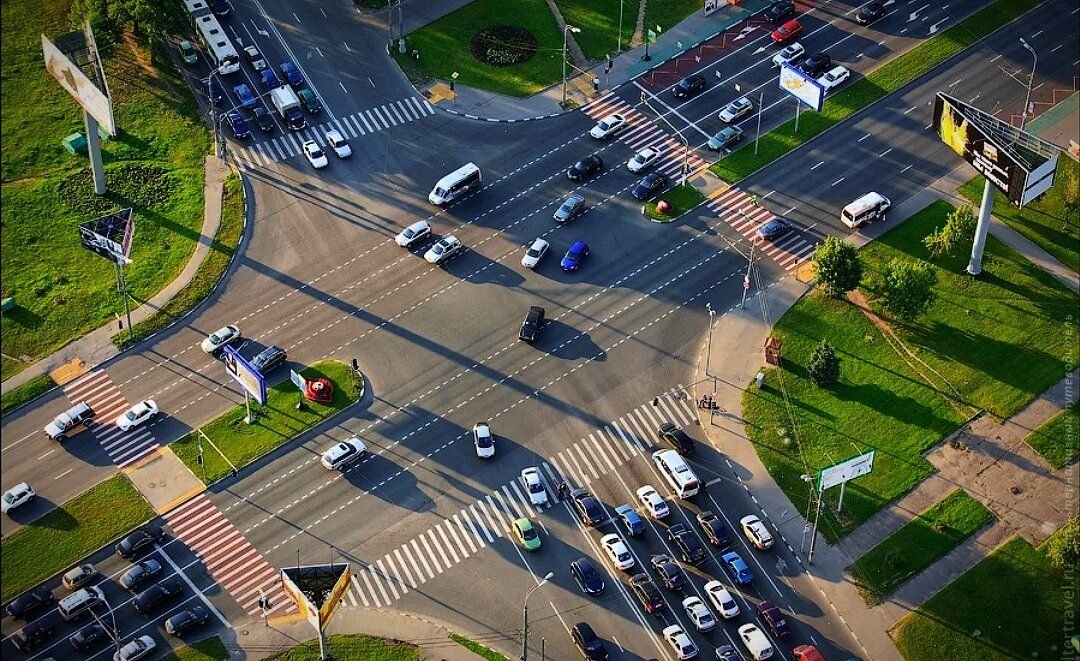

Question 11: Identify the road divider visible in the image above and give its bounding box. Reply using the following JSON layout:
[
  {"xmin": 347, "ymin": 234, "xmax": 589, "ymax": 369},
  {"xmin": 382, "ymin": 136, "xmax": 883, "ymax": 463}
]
[{"xmin": 644, "ymin": 184, "xmax": 707, "ymax": 223}]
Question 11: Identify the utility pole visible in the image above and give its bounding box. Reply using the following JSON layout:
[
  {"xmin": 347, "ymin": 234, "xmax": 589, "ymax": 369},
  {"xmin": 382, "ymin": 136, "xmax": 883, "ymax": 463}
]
[
  {"xmin": 521, "ymin": 572, "xmax": 554, "ymax": 660},
  {"xmin": 562, "ymin": 25, "xmax": 581, "ymax": 103},
  {"xmin": 754, "ymin": 90, "xmax": 764, "ymax": 155},
  {"xmin": 617, "ymin": 0, "xmax": 625, "ymax": 54},
  {"xmin": 704, "ymin": 303, "xmax": 715, "ymax": 377},
  {"xmin": 808, "ymin": 479, "xmax": 824, "ymax": 564}
]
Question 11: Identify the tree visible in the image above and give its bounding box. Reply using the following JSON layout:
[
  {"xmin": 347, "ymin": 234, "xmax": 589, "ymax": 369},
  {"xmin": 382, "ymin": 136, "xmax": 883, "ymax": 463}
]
[
  {"xmin": 881, "ymin": 259, "xmax": 936, "ymax": 320},
  {"xmin": 1063, "ymin": 170, "xmax": 1079, "ymax": 228},
  {"xmin": 923, "ymin": 204, "xmax": 977, "ymax": 257},
  {"xmin": 1045, "ymin": 516, "xmax": 1079, "ymax": 571},
  {"xmin": 813, "ymin": 236, "xmax": 862, "ymax": 297},
  {"xmin": 807, "ymin": 339, "xmax": 840, "ymax": 386}
]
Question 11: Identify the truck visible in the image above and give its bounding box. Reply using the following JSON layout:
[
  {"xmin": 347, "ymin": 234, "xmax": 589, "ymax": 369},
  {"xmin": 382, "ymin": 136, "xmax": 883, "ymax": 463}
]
[{"xmin": 270, "ymin": 86, "xmax": 305, "ymax": 131}]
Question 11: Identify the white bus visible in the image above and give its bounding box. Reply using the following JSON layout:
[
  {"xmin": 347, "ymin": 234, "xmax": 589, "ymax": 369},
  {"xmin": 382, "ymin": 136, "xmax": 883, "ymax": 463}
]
[
  {"xmin": 652, "ymin": 449, "xmax": 701, "ymax": 498},
  {"xmin": 428, "ymin": 163, "xmax": 482, "ymax": 205},
  {"xmin": 184, "ymin": 0, "xmax": 240, "ymax": 75}
]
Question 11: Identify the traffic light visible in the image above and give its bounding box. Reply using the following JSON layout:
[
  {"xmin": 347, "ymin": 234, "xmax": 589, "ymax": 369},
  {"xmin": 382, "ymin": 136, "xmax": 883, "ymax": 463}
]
[{"xmin": 605, "ymin": 55, "xmax": 613, "ymax": 74}]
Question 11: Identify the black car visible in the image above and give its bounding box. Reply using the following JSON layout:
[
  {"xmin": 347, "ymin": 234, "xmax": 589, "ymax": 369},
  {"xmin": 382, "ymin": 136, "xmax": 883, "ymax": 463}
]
[
  {"xmin": 856, "ymin": 1, "xmax": 885, "ymax": 24},
  {"xmin": 668, "ymin": 523, "xmax": 707, "ymax": 565},
  {"xmin": 571, "ymin": 622, "xmax": 610, "ymax": 660},
  {"xmin": 657, "ymin": 422, "xmax": 695, "ymax": 455},
  {"xmin": 120, "ymin": 559, "xmax": 163, "ymax": 591},
  {"xmin": 569, "ymin": 487, "xmax": 605, "ymax": 526},
  {"xmin": 206, "ymin": 78, "xmax": 224, "ymax": 105},
  {"xmin": 12, "ymin": 614, "xmax": 56, "ymax": 651},
  {"xmin": 567, "ymin": 155, "xmax": 603, "ymax": 181},
  {"xmin": 165, "ymin": 606, "xmax": 210, "ymax": 636},
  {"xmin": 696, "ymin": 510, "xmax": 730, "ymax": 548},
  {"xmin": 134, "ymin": 577, "xmax": 183, "ymax": 615},
  {"xmin": 570, "ymin": 557, "xmax": 606, "ymax": 595},
  {"xmin": 761, "ymin": 0, "xmax": 795, "ymax": 23},
  {"xmin": 227, "ymin": 111, "xmax": 250, "ymax": 139},
  {"xmin": 799, "ymin": 52, "xmax": 832, "ymax": 78},
  {"xmin": 757, "ymin": 217, "xmax": 793, "ymax": 241},
  {"xmin": 519, "ymin": 306, "xmax": 545, "ymax": 343},
  {"xmin": 632, "ymin": 172, "xmax": 667, "ymax": 200},
  {"xmin": 251, "ymin": 345, "xmax": 287, "ymax": 374},
  {"xmin": 672, "ymin": 75, "xmax": 706, "ymax": 99},
  {"xmin": 650, "ymin": 554, "xmax": 684, "ymax": 591},
  {"xmin": 628, "ymin": 573, "xmax": 664, "ymax": 614},
  {"xmin": 6, "ymin": 585, "xmax": 55, "ymax": 619},
  {"xmin": 70, "ymin": 622, "xmax": 111, "ymax": 651},
  {"xmin": 116, "ymin": 525, "xmax": 164, "ymax": 559},
  {"xmin": 757, "ymin": 601, "xmax": 791, "ymax": 638},
  {"xmin": 253, "ymin": 107, "xmax": 274, "ymax": 133}
]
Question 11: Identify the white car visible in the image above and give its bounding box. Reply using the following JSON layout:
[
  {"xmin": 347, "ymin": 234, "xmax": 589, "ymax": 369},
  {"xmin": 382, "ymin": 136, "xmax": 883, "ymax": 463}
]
[
  {"xmin": 395, "ymin": 220, "xmax": 431, "ymax": 247},
  {"xmin": 243, "ymin": 45, "xmax": 267, "ymax": 70},
  {"xmin": 738, "ymin": 623, "xmax": 774, "ymax": 660},
  {"xmin": 201, "ymin": 324, "xmax": 240, "ymax": 354},
  {"xmin": 1, "ymin": 482, "xmax": 35, "ymax": 514},
  {"xmin": 521, "ymin": 238, "xmax": 549, "ymax": 269},
  {"xmin": 600, "ymin": 533, "xmax": 635, "ymax": 570},
  {"xmin": 682, "ymin": 596, "xmax": 717, "ymax": 632},
  {"xmin": 115, "ymin": 635, "xmax": 156, "ymax": 661},
  {"xmin": 520, "ymin": 467, "xmax": 548, "ymax": 505},
  {"xmin": 424, "ymin": 235, "xmax": 464, "ymax": 264},
  {"xmin": 325, "ymin": 129, "xmax": 352, "ymax": 158},
  {"xmin": 473, "ymin": 422, "xmax": 494, "ymax": 458},
  {"xmin": 116, "ymin": 400, "xmax": 159, "ymax": 432},
  {"xmin": 662, "ymin": 624, "xmax": 699, "ymax": 660},
  {"xmin": 818, "ymin": 65, "xmax": 851, "ymax": 93},
  {"xmin": 627, "ymin": 146, "xmax": 661, "ymax": 173},
  {"xmin": 302, "ymin": 140, "xmax": 328, "ymax": 168},
  {"xmin": 704, "ymin": 580, "xmax": 740, "ymax": 619},
  {"xmin": 740, "ymin": 514, "xmax": 775, "ymax": 550},
  {"xmin": 718, "ymin": 97, "xmax": 753, "ymax": 123},
  {"xmin": 589, "ymin": 113, "xmax": 626, "ymax": 139},
  {"xmin": 320, "ymin": 436, "xmax": 367, "ymax": 470},
  {"xmin": 772, "ymin": 41, "xmax": 805, "ymax": 67},
  {"xmin": 635, "ymin": 485, "xmax": 669, "ymax": 519}
]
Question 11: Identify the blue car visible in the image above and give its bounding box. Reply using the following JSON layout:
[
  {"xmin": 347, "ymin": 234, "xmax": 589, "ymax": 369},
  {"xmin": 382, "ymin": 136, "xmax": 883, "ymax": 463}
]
[
  {"xmin": 560, "ymin": 240, "xmax": 589, "ymax": 272},
  {"xmin": 232, "ymin": 83, "xmax": 256, "ymax": 109},
  {"xmin": 614, "ymin": 504, "xmax": 645, "ymax": 536},
  {"xmin": 279, "ymin": 61, "xmax": 304, "ymax": 87},
  {"xmin": 206, "ymin": 78, "xmax": 223, "ymax": 104},
  {"xmin": 226, "ymin": 111, "xmax": 249, "ymax": 139},
  {"xmin": 259, "ymin": 68, "xmax": 281, "ymax": 91},
  {"xmin": 721, "ymin": 551, "xmax": 754, "ymax": 585}
]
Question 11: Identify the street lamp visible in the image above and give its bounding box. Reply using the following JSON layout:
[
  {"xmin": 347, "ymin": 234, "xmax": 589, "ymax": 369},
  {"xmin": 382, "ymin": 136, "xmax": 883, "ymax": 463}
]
[
  {"xmin": 562, "ymin": 25, "xmax": 581, "ymax": 103},
  {"xmin": 617, "ymin": 0, "xmax": 625, "ymax": 54},
  {"xmin": 88, "ymin": 590, "xmax": 121, "ymax": 656},
  {"xmin": 704, "ymin": 303, "xmax": 715, "ymax": 378},
  {"xmin": 1018, "ymin": 37, "xmax": 1037, "ymax": 133},
  {"xmin": 521, "ymin": 571, "xmax": 554, "ymax": 661}
]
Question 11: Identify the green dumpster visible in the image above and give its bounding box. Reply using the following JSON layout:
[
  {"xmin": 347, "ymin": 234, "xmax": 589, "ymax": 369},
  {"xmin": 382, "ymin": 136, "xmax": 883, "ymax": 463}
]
[{"xmin": 63, "ymin": 133, "xmax": 88, "ymax": 155}]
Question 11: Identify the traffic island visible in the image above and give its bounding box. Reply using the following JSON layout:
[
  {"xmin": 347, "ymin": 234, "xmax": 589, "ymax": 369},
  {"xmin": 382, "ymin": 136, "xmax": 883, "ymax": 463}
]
[
  {"xmin": 169, "ymin": 360, "xmax": 364, "ymax": 485},
  {"xmin": 643, "ymin": 184, "xmax": 705, "ymax": 223}
]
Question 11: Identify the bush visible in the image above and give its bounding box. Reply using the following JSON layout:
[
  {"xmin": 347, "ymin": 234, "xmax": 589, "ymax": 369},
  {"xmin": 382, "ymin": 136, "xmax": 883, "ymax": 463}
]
[
  {"xmin": 469, "ymin": 25, "xmax": 538, "ymax": 66},
  {"xmin": 924, "ymin": 205, "xmax": 976, "ymax": 258},
  {"xmin": 807, "ymin": 339, "xmax": 840, "ymax": 386},
  {"xmin": 881, "ymin": 259, "xmax": 937, "ymax": 320},
  {"xmin": 813, "ymin": 236, "xmax": 862, "ymax": 297},
  {"xmin": 1045, "ymin": 516, "xmax": 1079, "ymax": 571}
]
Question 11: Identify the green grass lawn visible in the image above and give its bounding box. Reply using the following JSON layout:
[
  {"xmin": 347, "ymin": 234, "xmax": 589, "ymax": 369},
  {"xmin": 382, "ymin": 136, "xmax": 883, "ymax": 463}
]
[
  {"xmin": 161, "ymin": 636, "xmax": 229, "ymax": 661},
  {"xmin": 959, "ymin": 157, "xmax": 1079, "ymax": 274},
  {"xmin": 450, "ymin": 633, "xmax": 509, "ymax": 661},
  {"xmin": 644, "ymin": 184, "xmax": 705, "ymax": 221},
  {"xmin": 1024, "ymin": 401, "xmax": 1079, "ymax": 469},
  {"xmin": 850, "ymin": 490, "xmax": 992, "ymax": 605},
  {"xmin": 711, "ymin": 0, "xmax": 1038, "ymax": 183},
  {"xmin": 170, "ymin": 360, "xmax": 362, "ymax": 483},
  {"xmin": 644, "ymin": 0, "xmax": 705, "ymax": 34},
  {"xmin": 392, "ymin": 0, "xmax": 565, "ymax": 96},
  {"xmin": 266, "ymin": 634, "xmax": 418, "ymax": 660},
  {"xmin": 0, "ymin": 0, "xmax": 210, "ymax": 376},
  {"xmin": 891, "ymin": 530, "xmax": 1079, "ymax": 660},
  {"xmin": 555, "ymin": 0, "xmax": 635, "ymax": 60},
  {"xmin": 0, "ymin": 474, "xmax": 153, "ymax": 602},
  {"xmin": 1, "ymin": 374, "xmax": 56, "ymax": 416},
  {"xmin": 115, "ymin": 173, "xmax": 245, "ymax": 350},
  {"xmin": 744, "ymin": 201, "xmax": 1077, "ymax": 540}
]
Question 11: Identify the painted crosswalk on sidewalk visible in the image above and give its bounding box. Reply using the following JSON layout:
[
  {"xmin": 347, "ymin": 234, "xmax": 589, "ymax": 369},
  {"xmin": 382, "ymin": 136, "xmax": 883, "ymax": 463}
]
[
  {"xmin": 233, "ymin": 96, "xmax": 436, "ymax": 169},
  {"xmin": 62, "ymin": 370, "xmax": 160, "ymax": 467},
  {"xmin": 163, "ymin": 493, "xmax": 293, "ymax": 617},
  {"xmin": 340, "ymin": 388, "xmax": 694, "ymax": 609},
  {"xmin": 705, "ymin": 187, "xmax": 816, "ymax": 271}
]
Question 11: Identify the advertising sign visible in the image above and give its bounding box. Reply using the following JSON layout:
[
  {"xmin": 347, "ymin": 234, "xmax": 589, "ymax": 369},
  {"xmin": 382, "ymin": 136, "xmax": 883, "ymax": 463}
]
[
  {"xmin": 222, "ymin": 345, "xmax": 267, "ymax": 405},
  {"xmin": 79, "ymin": 208, "xmax": 134, "ymax": 265},
  {"xmin": 290, "ymin": 369, "xmax": 307, "ymax": 392},
  {"xmin": 42, "ymin": 33, "xmax": 116, "ymax": 136},
  {"xmin": 281, "ymin": 571, "xmax": 320, "ymax": 630},
  {"xmin": 819, "ymin": 451, "xmax": 874, "ymax": 491},
  {"xmin": 318, "ymin": 565, "xmax": 351, "ymax": 629},
  {"xmin": 779, "ymin": 63, "xmax": 823, "ymax": 112},
  {"xmin": 703, "ymin": 0, "xmax": 729, "ymax": 16}
]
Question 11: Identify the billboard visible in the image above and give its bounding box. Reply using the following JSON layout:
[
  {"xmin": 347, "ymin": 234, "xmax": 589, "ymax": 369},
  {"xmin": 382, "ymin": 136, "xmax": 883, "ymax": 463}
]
[
  {"xmin": 819, "ymin": 451, "xmax": 874, "ymax": 490},
  {"xmin": 779, "ymin": 63, "xmax": 823, "ymax": 112},
  {"xmin": 933, "ymin": 93, "xmax": 1059, "ymax": 207},
  {"xmin": 281, "ymin": 563, "xmax": 351, "ymax": 632},
  {"xmin": 79, "ymin": 208, "xmax": 134, "ymax": 264},
  {"xmin": 42, "ymin": 32, "xmax": 116, "ymax": 136},
  {"xmin": 222, "ymin": 345, "xmax": 267, "ymax": 405},
  {"xmin": 318, "ymin": 565, "xmax": 351, "ymax": 628},
  {"xmin": 281, "ymin": 570, "xmax": 320, "ymax": 630}
]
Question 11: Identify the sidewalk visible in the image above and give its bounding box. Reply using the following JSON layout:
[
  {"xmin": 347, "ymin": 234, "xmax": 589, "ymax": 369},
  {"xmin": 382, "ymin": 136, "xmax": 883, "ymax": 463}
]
[{"xmin": 1, "ymin": 156, "xmax": 230, "ymax": 397}]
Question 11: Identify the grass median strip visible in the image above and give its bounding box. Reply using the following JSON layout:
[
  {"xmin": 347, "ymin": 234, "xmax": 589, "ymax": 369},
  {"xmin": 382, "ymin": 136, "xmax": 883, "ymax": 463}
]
[
  {"xmin": 1024, "ymin": 401, "xmax": 1080, "ymax": 469},
  {"xmin": 0, "ymin": 474, "xmax": 153, "ymax": 602},
  {"xmin": 267, "ymin": 634, "xmax": 419, "ymax": 660},
  {"xmin": 170, "ymin": 360, "xmax": 362, "ymax": 484},
  {"xmin": 645, "ymin": 184, "xmax": 706, "ymax": 222},
  {"xmin": 850, "ymin": 489, "xmax": 992, "ymax": 605},
  {"xmin": 161, "ymin": 636, "xmax": 229, "ymax": 661},
  {"xmin": 711, "ymin": 0, "xmax": 1039, "ymax": 183},
  {"xmin": 1, "ymin": 373, "xmax": 55, "ymax": 416},
  {"xmin": 450, "ymin": 633, "xmax": 509, "ymax": 661}
]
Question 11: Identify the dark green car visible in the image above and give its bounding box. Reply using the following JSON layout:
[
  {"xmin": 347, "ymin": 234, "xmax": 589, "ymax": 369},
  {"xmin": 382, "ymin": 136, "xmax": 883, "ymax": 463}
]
[
  {"xmin": 707, "ymin": 126, "xmax": 743, "ymax": 151},
  {"xmin": 297, "ymin": 88, "xmax": 321, "ymax": 114}
]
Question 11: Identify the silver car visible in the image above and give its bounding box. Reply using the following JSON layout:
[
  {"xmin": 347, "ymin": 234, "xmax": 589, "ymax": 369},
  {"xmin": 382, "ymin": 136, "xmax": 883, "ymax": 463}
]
[
  {"xmin": 718, "ymin": 97, "xmax": 753, "ymax": 123},
  {"xmin": 553, "ymin": 194, "xmax": 585, "ymax": 223}
]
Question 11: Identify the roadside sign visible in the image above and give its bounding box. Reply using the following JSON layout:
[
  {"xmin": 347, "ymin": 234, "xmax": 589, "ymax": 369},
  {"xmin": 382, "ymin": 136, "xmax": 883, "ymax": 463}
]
[
  {"xmin": 79, "ymin": 208, "xmax": 134, "ymax": 265},
  {"xmin": 778, "ymin": 63, "xmax": 823, "ymax": 112},
  {"xmin": 222, "ymin": 345, "xmax": 267, "ymax": 405},
  {"xmin": 818, "ymin": 451, "xmax": 874, "ymax": 490},
  {"xmin": 290, "ymin": 369, "xmax": 307, "ymax": 392}
]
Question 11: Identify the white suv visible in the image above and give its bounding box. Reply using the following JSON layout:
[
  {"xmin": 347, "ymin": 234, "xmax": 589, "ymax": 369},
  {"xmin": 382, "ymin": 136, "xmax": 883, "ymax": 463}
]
[
  {"xmin": 324, "ymin": 129, "xmax": 352, "ymax": 158},
  {"xmin": 772, "ymin": 42, "xmax": 805, "ymax": 67},
  {"xmin": 818, "ymin": 65, "xmax": 851, "ymax": 93},
  {"xmin": 424, "ymin": 236, "xmax": 463, "ymax": 264},
  {"xmin": 740, "ymin": 514, "xmax": 775, "ymax": 550},
  {"xmin": 321, "ymin": 437, "xmax": 367, "ymax": 470}
]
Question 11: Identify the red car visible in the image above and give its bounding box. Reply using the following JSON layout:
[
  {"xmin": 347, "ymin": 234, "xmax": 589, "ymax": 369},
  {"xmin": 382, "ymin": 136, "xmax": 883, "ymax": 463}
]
[{"xmin": 771, "ymin": 19, "xmax": 803, "ymax": 44}]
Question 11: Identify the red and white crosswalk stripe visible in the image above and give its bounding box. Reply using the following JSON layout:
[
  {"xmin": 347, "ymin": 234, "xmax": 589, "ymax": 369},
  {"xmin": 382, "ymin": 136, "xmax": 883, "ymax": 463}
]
[
  {"xmin": 163, "ymin": 494, "xmax": 293, "ymax": 617},
  {"xmin": 62, "ymin": 370, "xmax": 159, "ymax": 467},
  {"xmin": 706, "ymin": 188, "xmax": 817, "ymax": 271},
  {"xmin": 580, "ymin": 95, "xmax": 709, "ymax": 178}
]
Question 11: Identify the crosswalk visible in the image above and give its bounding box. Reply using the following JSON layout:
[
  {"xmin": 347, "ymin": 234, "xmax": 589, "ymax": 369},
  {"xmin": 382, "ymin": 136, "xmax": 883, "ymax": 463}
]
[
  {"xmin": 163, "ymin": 493, "xmax": 293, "ymax": 617},
  {"xmin": 580, "ymin": 93, "xmax": 710, "ymax": 179},
  {"xmin": 232, "ymin": 96, "xmax": 437, "ymax": 169},
  {"xmin": 340, "ymin": 388, "xmax": 696, "ymax": 609},
  {"xmin": 62, "ymin": 370, "xmax": 160, "ymax": 468},
  {"xmin": 705, "ymin": 187, "xmax": 816, "ymax": 271}
]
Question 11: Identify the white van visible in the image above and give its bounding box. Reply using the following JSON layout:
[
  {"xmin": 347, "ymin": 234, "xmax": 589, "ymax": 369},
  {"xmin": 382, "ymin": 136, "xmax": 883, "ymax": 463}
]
[
  {"xmin": 841, "ymin": 192, "xmax": 890, "ymax": 229},
  {"xmin": 428, "ymin": 163, "xmax": 481, "ymax": 205},
  {"xmin": 58, "ymin": 585, "xmax": 105, "ymax": 621},
  {"xmin": 652, "ymin": 449, "xmax": 701, "ymax": 498}
]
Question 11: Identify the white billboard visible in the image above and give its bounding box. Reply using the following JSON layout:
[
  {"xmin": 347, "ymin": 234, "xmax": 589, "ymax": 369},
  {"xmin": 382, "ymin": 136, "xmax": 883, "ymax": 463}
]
[
  {"xmin": 42, "ymin": 33, "xmax": 116, "ymax": 136},
  {"xmin": 223, "ymin": 345, "xmax": 267, "ymax": 405},
  {"xmin": 819, "ymin": 451, "xmax": 874, "ymax": 490},
  {"xmin": 779, "ymin": 63, "xmax": 823, "ymax": 112}
]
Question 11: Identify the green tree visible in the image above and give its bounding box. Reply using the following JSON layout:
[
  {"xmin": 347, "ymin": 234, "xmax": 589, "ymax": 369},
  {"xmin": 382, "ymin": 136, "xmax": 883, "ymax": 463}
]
[
  {"xmin": 1045, "ymin": 516, "xmax": 1079, "ymax": 571},
  {"xmin": 1063, "ymin": 170, "xmax": 1079, "ymax": 228},
  {"xmin": 881, "ymin": 259, "xmax": 936, "ymax": 320},
  {"xmin": 813, "ymin": 236, "xmax": 863, "ymax": 297},
  {"xmin": 807, "ymin": 339, "xmax": 840, "ymax": 386},
  {"xmin": 923, "ymin": 204, "xmax": 977, "ymax": 257}
]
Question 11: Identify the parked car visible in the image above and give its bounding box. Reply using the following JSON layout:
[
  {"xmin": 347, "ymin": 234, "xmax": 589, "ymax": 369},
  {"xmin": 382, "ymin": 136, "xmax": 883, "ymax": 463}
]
[
  {"xmin": 771, "ymin": 19, "xmax": 803, "ymax": 44},
  {"xmin": 116, "ymin": 525, "xmax": 165, "ymax": 559},
  {"xmin": 589, "ymin": 113, "xmax": 626, "ymax": 139},
  {"xmin": 560, "ymin": 241, "xmax": 590, "ymax": 272},
  {"xmin": 395, "ymin": 220, "xmax": 431, "ymax": 247},
  {"xmin": 521, "ymin": 239, "xmax": 549, "ymax": 269},
  {"xmin": 719, "ymin": 97, "xmax": 753, "ymax": 123},
  {"xmin": 567, "ymin": 155, "xmax": 603, "ymax": 181},
  {"xmin": 632, "ymin": 172, "xmax": 667, "ymax": 200},
  {"xmin": 250, "ymin": 345, "xmax": 287, "ymax": 374},
  {"xmin": 672, "ymin": 74, "xmax": 706, "ymax": 98},
  {"xmin": 707, "ymin": 126, "xmax": 743, "ymax": 151}
]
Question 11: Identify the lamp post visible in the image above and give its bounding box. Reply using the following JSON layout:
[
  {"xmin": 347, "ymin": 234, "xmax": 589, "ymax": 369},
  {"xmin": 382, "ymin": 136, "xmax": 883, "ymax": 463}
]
[
  {"xmin": 617, "ymin": 0, "xmax": 625, "ymax": 54},
  {"xmin": 521, "ymin": 572, "xmax": 554, "ymax": 661},
  {"xmin": 754, "ymin": 89, "xmax": 765, "ymax": 155},
  {"xmin": 1018, "ymin": 37, "xmax": 1037, "ymax": 133},
  {"xmin": 565, "ymin": 24, "xmax": 583, "ymax": 102},
  {"xmin": 88, "ymin": 590, "xmax": 121, "ymax": 656},
  {"xmin": 799, "ymin": 474, "xmax": 814, "ymax": 555},
  {"xmin": 705, "ymin": 303, "xmax": 715, "ymax": 377}
]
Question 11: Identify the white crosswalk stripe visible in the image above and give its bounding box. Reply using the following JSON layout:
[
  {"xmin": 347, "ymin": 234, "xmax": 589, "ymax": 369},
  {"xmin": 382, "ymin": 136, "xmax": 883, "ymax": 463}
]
[
  {"xmin": 61, "ymin": 370, "xmax": 160, "ymax": 467},
  {"xmin": 704, "ymin": 186, "xmax": 817, "ymax": 271}
]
